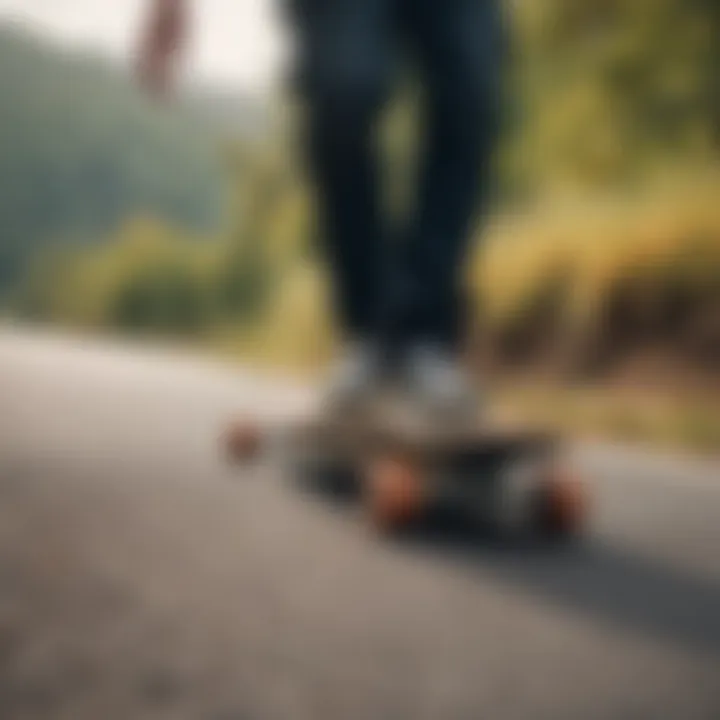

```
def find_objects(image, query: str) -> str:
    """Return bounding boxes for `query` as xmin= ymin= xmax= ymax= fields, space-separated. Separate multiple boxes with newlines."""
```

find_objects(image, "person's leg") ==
xmin=401 ymin=0 xmax=505 ymax=350
xmin=291 ymin=0 xmax=397 ymax=343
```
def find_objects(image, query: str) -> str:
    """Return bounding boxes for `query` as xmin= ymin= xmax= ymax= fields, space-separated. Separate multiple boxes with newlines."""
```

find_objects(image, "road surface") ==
xmin=0 ymin=328 xmax=719 ymax=720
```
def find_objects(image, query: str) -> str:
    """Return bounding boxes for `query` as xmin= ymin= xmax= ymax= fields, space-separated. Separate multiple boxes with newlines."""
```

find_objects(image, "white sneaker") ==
xmin=323 ymin=342 xmax=384 ymax=413
xmin=404 ymin=343 xmax=477 ymax=419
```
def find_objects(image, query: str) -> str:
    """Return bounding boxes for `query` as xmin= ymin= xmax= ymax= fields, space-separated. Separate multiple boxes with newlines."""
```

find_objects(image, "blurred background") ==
xmin=0 ymin=0 xmax=718 ymax=449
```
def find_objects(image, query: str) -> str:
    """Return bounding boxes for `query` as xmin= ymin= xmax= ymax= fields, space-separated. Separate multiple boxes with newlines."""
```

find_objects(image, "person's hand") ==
xmin=135 ymin=0 xmax=187 ymax=100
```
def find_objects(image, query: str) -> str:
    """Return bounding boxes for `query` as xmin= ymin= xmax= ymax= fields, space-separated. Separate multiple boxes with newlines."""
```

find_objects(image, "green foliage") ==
xmin=16 ymin=139 xmax=309 ymax=340
xmin=471 ymin=172 xmax=720 ymax=368
xmin=507 ymin=0 xmax=720 ymax=191
xmin=0 ymin=26 xmax=223 ymax=294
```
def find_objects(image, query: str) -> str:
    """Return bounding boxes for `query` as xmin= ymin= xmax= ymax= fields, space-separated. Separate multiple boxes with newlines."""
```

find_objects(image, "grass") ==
xmin=497 ymin=382 xmax=720 ymax=454
xmin=470 ymin=173 xmax=720 ymax=357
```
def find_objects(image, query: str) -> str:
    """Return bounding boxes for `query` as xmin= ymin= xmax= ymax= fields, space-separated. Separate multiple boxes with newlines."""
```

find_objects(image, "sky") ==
xmin=0 ymin=0 xmax=286 ymax=93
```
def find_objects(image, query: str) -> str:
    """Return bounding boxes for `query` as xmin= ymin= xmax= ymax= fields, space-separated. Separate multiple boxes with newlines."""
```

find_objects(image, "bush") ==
xmin=471 ymin=174 xmax=720 ymax=371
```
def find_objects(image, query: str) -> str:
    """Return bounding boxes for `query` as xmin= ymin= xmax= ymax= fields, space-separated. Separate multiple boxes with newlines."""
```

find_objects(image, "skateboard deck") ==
xmin=226 ymin=404 xmax=587 ymax=540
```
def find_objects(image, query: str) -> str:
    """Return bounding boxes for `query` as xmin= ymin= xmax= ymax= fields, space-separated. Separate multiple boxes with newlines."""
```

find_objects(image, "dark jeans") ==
xmin=291 ymin=0 xmax=504 ymax=351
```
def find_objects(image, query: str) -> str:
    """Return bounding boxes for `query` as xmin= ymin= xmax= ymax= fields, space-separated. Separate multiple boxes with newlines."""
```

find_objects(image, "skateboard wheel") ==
xmin=536 ymin=470 xmax=588 ymax=538
xmin=365 ymin=454 xmax=425 ymax=532
xmin=225 ymin=419 xmax=263 ymax=464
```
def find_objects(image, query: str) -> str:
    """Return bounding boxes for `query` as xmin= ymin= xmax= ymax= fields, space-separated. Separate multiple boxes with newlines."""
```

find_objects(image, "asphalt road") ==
xmin=0 ymin=328 xmax=719 ymax=720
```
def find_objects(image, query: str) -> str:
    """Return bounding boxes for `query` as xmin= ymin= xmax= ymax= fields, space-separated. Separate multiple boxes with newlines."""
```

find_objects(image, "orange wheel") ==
xmin=538 ymin=470 xmax=588 ymax=538
xmin=224 ymin=419 xmax=263 ymax=464
xmin=365 ymin=454 xmax=425 ymax=532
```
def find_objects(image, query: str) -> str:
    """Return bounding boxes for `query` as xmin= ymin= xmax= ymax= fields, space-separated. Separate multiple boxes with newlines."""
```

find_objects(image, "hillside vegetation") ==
xmin=0 ymin=25 xmax=223 ymax=293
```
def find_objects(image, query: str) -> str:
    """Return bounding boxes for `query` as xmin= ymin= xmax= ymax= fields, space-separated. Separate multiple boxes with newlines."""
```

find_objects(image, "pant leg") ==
xmin=291 ymin=0 xmax=397 ymax=342
xmin=400 ymin=0 xmax=505 ymax=350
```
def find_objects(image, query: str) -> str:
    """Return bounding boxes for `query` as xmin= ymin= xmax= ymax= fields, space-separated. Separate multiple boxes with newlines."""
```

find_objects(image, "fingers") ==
xmin=135 ymin=0 xmax=187 ymax=99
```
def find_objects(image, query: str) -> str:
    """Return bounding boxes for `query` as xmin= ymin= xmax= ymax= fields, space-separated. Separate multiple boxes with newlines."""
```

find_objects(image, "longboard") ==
xmin=225 ymin=406 xmax=587 ymax=541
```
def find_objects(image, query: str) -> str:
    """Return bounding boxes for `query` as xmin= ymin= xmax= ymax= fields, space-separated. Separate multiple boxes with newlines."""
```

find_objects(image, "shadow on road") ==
xmin=393 ymin=509 xmax=720 ymax=659
xmin=297 ymin=472 xmax=720 ymax=658
xmin=279 ymin=466 xmax=720 ymax=661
